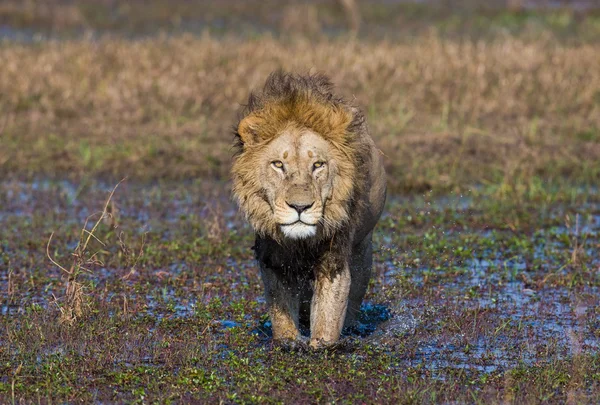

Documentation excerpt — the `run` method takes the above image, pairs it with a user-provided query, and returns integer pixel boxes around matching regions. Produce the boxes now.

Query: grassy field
[1,1,600,403]
[1,181,598,403]
[1,35,599,194]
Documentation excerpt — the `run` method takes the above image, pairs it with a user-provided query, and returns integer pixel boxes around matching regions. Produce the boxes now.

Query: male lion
[232,71,386,348]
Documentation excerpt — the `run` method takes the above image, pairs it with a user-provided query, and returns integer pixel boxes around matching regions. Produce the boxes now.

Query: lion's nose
[287,202,314,214]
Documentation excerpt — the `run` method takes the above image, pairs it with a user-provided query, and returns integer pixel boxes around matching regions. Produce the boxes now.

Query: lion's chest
[253,236,328,281]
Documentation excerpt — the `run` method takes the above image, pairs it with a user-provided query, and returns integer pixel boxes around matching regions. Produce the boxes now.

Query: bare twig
[78,178,126,254]
[46,178,127,325]
[46,232,72,275]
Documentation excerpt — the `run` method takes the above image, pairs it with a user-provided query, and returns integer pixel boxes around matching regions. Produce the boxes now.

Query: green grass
[1,180,598,403]
[1,2,599,402]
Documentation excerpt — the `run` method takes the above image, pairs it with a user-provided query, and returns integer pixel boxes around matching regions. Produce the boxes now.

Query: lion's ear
[237,116,261,146]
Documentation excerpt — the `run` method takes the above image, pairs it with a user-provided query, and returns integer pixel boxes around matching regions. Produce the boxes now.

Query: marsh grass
[1,179,598,403]
[46,180,124,325]
[1,3,599,402]
[0,34,599,195]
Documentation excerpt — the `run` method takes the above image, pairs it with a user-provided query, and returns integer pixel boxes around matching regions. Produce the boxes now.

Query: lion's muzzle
[277,184,321,239]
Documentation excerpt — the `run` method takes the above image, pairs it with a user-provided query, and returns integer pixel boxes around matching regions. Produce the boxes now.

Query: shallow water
[1,179,599,380]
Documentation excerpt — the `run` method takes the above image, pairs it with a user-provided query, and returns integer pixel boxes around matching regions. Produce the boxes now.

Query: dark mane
[233,70,364,157]
[247,70,339,112]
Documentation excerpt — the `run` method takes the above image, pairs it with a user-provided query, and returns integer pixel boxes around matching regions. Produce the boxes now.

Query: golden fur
[231,71,386,347]
[232,71,366,241]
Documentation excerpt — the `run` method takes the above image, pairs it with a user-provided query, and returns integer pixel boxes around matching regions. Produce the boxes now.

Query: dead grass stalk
[46,179,125,324]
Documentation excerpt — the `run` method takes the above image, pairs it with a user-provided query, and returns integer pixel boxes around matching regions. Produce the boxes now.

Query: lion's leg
[310,257,351,348]
[299,283,313,329]
[345,232,373,328]
[260,265,300,341]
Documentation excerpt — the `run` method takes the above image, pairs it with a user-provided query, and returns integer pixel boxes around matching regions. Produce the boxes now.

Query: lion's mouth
[280,220,317,226]
[280,221,317,239]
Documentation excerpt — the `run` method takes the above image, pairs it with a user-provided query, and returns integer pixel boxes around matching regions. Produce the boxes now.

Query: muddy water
[373,202,599,375]
[1,180,598,376]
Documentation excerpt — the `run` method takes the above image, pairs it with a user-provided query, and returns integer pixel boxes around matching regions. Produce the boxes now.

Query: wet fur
[231,71,386,347]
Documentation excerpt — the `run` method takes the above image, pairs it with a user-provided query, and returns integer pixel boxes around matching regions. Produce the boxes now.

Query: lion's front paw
[274,337,310,352]
[309,337,356,351]
[309,338,335,350]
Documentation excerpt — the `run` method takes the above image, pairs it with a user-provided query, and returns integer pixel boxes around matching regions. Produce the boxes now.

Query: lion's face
[232,85,360,243]
[259,129,336,239]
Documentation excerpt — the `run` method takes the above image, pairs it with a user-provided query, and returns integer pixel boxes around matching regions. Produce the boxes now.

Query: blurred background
[1,0,599,40]
[0,0,598,193]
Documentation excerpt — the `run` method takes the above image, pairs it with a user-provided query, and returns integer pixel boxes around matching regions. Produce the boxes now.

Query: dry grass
[0,34,598,193]
[46,180,123,325]
[1,4,599,402]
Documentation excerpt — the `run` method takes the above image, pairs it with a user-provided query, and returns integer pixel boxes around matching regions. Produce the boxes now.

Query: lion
[231,71,386,348]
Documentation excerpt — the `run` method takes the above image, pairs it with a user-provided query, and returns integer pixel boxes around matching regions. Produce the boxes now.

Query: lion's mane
[231,71,371,241]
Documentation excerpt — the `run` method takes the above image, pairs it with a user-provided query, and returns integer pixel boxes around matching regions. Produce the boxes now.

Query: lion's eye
[272,161,284,170]
[313,161,325,170]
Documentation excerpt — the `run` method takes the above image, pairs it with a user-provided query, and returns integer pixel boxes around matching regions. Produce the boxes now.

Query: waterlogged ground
[1,179,599,403]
